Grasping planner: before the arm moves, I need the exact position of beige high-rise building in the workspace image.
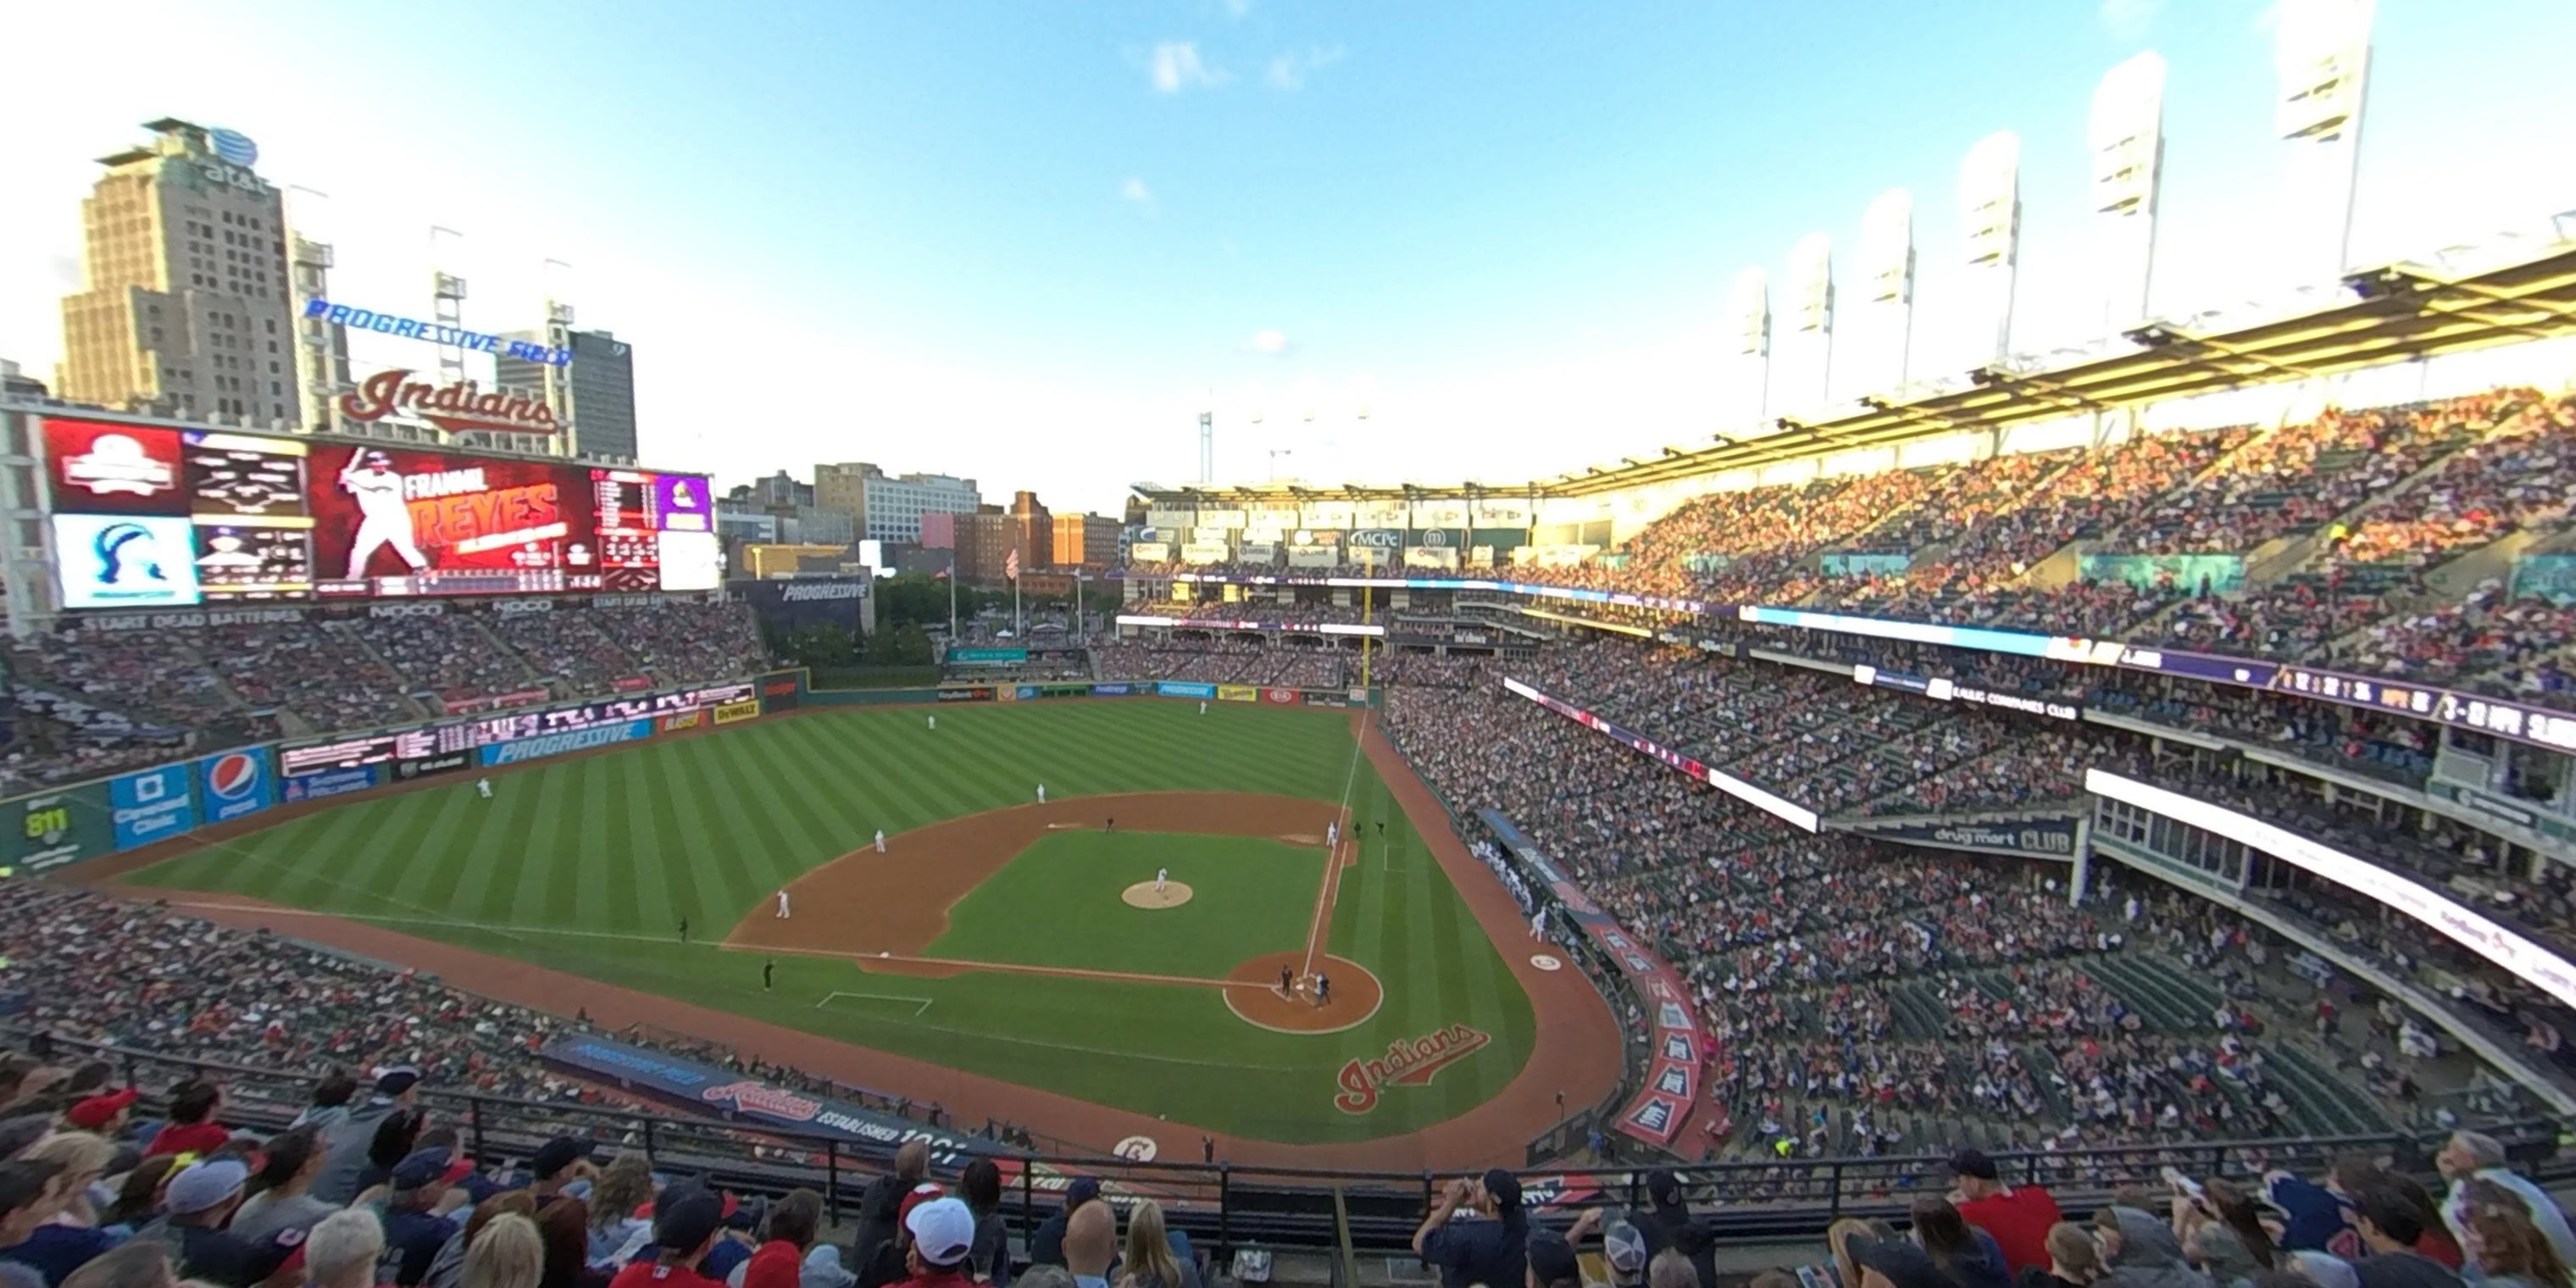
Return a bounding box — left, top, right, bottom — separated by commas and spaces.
55, 119, 301, 427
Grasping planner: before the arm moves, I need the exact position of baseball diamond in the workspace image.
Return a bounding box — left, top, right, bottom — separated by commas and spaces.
94, 697, 1622, 1163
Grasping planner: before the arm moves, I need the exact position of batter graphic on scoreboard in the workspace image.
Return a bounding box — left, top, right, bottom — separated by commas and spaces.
339, 451, 430, 580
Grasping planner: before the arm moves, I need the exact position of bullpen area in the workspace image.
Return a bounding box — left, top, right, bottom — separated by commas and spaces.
101, 697, 1621, 1164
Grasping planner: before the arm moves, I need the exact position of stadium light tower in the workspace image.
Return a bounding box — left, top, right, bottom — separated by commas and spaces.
1857, 189, 1917, 393
1786, 233, 1835, 413
2089, 52, 2168, 344
429, 225, 469, 397
1957, 130, 2024, 368
1725, 268, 1770, 432
2275, 0, 2373, 289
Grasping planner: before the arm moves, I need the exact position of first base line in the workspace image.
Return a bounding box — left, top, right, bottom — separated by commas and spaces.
816, 990, 933, 1016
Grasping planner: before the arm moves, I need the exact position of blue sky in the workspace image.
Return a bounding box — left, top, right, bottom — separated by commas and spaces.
3, 0, 2570, 514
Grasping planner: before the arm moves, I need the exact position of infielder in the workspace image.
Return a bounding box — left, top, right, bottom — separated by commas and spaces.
1326, 820, 1340, 848
475, 778, 492, 800
1155, 867, 1169, 894
338, 450, 430, 580
775, 889, 791, 919
1035, 783, 1046, 804
874, 829, 886, 853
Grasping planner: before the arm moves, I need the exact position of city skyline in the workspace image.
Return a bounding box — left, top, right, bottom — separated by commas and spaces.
3, 0, 2573, 517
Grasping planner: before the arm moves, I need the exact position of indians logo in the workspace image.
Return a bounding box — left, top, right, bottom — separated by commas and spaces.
702, 1080, 822, 1123
1333, 1024, 1491, 1114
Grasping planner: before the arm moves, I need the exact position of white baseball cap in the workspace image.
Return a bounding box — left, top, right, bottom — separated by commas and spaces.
905, 1196, 975, 1267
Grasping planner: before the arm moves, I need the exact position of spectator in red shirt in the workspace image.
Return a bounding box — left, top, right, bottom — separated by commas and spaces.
142, 1080, 230, 1160
609, 1191, 727, 1288
889, 1198, 975, 1288
1947, 1150, 2061, 1275
738, 1191, 826, 1288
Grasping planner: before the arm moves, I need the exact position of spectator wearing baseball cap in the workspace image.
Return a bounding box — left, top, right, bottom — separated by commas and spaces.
1411, 1169, 1527, 1288
701, 1194, 760, 1285
608, 1189, 726, 1288
1623, 1171, 1713, 1288
380, 1148, 471, 1287
891, 1197, 974, 1288
1525, 1230, 1581, 1288
1, 1158, 122, 1287
136, 1158, 303, 1288
1947, 1151, 2061, 1277
1026, 1180, 1098, 1272
138, 1081, 226, 1162
314, 1067, 424, 1206
1563, 1208, 1650, 1288
525, 1139, 595, 1207
64, 1093, 138, 1139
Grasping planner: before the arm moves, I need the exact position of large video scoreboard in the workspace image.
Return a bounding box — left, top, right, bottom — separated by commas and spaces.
42, 417, 717, 609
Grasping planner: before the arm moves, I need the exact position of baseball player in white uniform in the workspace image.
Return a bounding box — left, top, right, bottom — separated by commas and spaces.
927, 714, 936, 730
775, 889, 791, 919
1198, 701, 1207, 715
1327, 820, 1339, 848
476, 778, 492, 800
1036, 783, 1046, 804
1156, 868, 1169, 894
1530, 908, 1547, 939
874, 829, 886, 853
339, 450, 429, 580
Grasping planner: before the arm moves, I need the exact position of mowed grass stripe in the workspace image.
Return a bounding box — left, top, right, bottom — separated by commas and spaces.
835, 721, 1007, 825
647, 739, 734, 935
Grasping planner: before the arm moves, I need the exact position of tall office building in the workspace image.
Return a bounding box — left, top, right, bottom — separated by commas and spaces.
812, 462, 981, 544
56, 119, 300, 426
494, 314, 639, 460
1050, 514, 1121, 568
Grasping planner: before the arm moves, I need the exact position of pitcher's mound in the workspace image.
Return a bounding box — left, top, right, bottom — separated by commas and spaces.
1123, 881, 1193, 909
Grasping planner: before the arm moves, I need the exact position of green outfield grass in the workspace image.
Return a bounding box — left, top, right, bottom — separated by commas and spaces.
930, 831, 1323, 976
124, 701, 1541, 1144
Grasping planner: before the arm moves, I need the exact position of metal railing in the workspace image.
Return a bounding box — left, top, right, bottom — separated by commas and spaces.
19, 1027, 2567, 1259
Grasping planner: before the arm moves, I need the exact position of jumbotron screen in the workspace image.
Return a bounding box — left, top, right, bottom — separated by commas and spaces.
40, 416, 716, 607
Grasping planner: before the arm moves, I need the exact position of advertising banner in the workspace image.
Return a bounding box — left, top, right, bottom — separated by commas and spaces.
1040, 685, 1091, 699
1263, 687, 1297, 704
1411, 501, 1469, 529
197, 748, 275, 824
760, 671, 804, 713
1404, 547, 1462, 569
109, 764, 196, 851
1287, 546, 1340, 569
936, 686, 994, 702
1347, 528, 1404, 552
1092, 682, 1133, 696
1235, 541, 1279, 564
1302, 500, 1356, 528
737, 577, 869, 636
392, 750, 475, 782
1301, 691, 1348, 708
1157, 681, 1216, 700
479, 719, 653, 767
1867, 818, 2082, 859
1352, 502, 1407, 529
1471, 498, 1531, 528
1130, 541, 1170, 564
1475, 809, 1702, 1149
713, 699, 762, 725
949, 648, 1029, 664
2078, 552, 2242, 595
1818, 552, 1913, 577
1217, 685, 1259, 703
536, 1035, 997, 1166
1179, 541, 1230, 565
659, 711, 707, 733
8, 783, 113, 873
1145, 507, 1194, 530
2512, 553, 2576, 607
1196, 508, 1247, 530
1407, 528, 1466, 550
995, 685, 1019, 703
283, 764, 380, 802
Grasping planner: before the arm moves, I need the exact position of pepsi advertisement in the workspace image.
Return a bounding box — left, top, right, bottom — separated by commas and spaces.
197, 749, 275, 824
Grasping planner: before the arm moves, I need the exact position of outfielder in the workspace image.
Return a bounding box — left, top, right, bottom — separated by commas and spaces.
338, 450, 430, 580
1155, 868, 1169, 894
874, 829, 886, 853
775, 889, 791, 919
927, 715, 936, 730
475, 778, 492, 800
1198, 701, 1207, 715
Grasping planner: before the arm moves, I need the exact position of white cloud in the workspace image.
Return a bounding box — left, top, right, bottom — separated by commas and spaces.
1265, 44, 1346, 91
1148, 42, 1225, 93
2099, 0, 2165, 41
1243, 329, 1291, 356
1119, 176, 1157, 214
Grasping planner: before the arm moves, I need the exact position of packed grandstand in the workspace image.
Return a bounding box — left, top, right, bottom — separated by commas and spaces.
1, 372, 2573, 1281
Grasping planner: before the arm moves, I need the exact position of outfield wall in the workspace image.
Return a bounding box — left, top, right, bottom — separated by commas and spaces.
4, 669, 1375, 876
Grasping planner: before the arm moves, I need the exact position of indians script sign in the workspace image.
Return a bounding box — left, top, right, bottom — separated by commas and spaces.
340, 369, 564, 436
1334, 1024, 1491, 1113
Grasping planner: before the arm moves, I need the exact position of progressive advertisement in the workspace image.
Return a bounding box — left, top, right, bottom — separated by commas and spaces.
479, 719, 654, 766
42, 418, 716, 606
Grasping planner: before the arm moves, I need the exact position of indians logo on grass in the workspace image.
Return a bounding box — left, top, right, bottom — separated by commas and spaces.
1333, 1023, 1491, 1114
702, 1080, 823, 1123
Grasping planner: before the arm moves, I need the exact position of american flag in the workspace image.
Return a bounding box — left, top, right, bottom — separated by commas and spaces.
1005, 549, 1020, 580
